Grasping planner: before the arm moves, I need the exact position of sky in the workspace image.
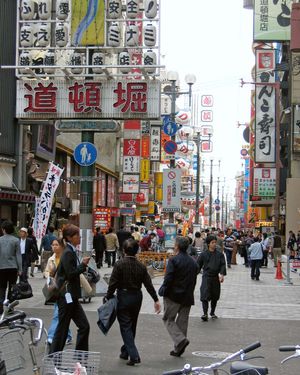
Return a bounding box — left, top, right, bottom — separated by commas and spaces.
160, 0, 255, 198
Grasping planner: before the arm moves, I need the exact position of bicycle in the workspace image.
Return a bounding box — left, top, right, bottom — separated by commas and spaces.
0, 299, 46, 374
163, 341, 269, 374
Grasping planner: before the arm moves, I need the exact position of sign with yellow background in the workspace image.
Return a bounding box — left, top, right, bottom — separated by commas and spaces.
140, 159, 150, 181
71, 0, 105, 46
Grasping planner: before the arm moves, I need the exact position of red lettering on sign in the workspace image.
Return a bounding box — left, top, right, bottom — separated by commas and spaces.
68, 82, 101, 113
113, 82, 147, 113
24, 82, 57, 113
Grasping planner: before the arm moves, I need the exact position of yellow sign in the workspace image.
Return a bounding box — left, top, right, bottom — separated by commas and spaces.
148, 201, 155, 214
140, 159, 150, 181
155, 172, 163, 185
155, 187, 163, 202
71, 0, 105, 46
255, 221, 274, 227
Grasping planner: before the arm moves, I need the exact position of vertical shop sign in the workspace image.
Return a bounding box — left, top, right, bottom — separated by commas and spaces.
254, 0, 292, 41
253, 168, 276, 198
255, 49, 276, 163
93, 207, 111, 232
150, 125, 161, 161
162, 168, 182, 212
140, 159, 150, 181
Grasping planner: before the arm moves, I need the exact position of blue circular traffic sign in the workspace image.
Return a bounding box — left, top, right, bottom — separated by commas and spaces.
214, 198, 220, 205
163, 121, 177, 136
164, 140, 178, 154
74, 142, 97, 166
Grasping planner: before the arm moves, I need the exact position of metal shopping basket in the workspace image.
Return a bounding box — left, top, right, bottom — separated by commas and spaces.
42, 350, 100, 375
0, 328, 25, 373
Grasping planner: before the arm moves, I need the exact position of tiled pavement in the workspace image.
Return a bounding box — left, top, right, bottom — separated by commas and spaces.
21, 254, 300, 321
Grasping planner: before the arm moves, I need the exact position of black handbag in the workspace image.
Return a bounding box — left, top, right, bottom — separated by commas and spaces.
0, 359, 6, 375
10, 281, 33, 301
86, 267, 100, 284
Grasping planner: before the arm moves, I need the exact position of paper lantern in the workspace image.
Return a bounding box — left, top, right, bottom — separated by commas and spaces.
37, 0, 52, 20
126, 23, 139, 47
56, 0, 70, 20
20, 0, 35, 20
119, 51, 130, 74
44, 50, 55, 74
19, 50, 31, 74
55, 22, 68, 47
107, 0, 122, 19
92, 51, 105, 74
144, 49, 156, 74
144, 0, 157, 19
144, 23, 156, 47
108, 22, 120, 47
126, 0, 139, 18
70, 52, 83, 74
20, 23, 33, 47
175, 110, 191, 125
35, 22, 51, 47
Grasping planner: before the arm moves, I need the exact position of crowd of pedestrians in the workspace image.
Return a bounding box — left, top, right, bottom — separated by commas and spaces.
0, 219, 298, 367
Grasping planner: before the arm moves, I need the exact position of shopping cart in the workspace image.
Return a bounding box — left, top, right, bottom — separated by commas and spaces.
42, 350, 101, 375
0, 328, 25, 372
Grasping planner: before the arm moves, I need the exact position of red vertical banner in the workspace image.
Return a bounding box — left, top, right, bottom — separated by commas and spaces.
141, 135, 150, 158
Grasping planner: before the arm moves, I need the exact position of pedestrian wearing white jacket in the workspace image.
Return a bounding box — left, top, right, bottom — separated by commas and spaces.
248, 237, 263, 281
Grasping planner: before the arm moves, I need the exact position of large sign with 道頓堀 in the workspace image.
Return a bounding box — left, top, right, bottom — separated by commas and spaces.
16, 80, 161, 119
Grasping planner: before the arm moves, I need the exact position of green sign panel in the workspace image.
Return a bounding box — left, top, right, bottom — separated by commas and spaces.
55, 120, 119, 132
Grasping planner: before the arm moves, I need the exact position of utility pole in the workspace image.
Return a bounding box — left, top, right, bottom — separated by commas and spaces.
195, 131, 201, 224
221, 181, 225, 230
209, 159, 213, 227
216, 176, 220, 229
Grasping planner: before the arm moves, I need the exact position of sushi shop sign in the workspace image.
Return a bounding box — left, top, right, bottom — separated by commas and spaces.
16, 80, 161, 119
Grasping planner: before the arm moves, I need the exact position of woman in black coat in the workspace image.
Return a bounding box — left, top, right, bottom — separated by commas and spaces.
197, 235, 226, 321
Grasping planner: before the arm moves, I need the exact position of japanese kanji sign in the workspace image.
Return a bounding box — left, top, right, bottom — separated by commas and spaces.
253, 168, 276, 198
254, 0, 292, 41
122, 174, 139, 193
162, 169, 182, 212
123, 156, 140, 173
255, 49, 276, 163
291, 52, 300, 104
150, 125, 161, 161
16, 80, 161, 119
123, 139, 140, 156
34, 162, 64, 239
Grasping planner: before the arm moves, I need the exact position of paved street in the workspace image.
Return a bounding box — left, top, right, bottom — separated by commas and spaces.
7, 256, 300, 374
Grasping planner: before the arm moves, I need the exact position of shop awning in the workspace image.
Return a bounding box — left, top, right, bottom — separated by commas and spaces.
0, 191, 35, 203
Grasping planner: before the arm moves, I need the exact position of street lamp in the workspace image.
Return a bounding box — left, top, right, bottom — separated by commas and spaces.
166, 71, 196, 223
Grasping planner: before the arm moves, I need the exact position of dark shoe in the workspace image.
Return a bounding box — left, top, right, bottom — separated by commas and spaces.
255, 278, 259, 281
210, 314, 218, 319
126, 358, 141, 366
30, 272, 34, 277
170, 350, 179, 357
251, 277, 255, 280
227, 264, 231, 268
201, 314, 208, 321
175, 339, 190, 356
119, 353, 128, 360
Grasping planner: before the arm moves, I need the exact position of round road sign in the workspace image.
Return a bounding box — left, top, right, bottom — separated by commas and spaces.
215, 205, 221, 211
164, 140, 178, 154
74, 142, 97, 166
163, 121, 177, 136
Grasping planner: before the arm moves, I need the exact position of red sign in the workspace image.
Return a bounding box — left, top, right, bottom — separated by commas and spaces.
119, 193, 133, 202
123, 139, 141, 156
110, 207, 120, 217
93, 208, 111, 232
164, 140, 177, 154
136, 193, 145, 203
141, 135, 150, 158
124, 120, 141, 130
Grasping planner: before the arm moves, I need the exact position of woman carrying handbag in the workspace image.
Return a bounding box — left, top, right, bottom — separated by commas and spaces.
44, 238, 73, 346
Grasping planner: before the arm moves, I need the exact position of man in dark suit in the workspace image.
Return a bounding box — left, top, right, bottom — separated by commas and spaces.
19, 227, 36, 281
116, 226, 132, 259
93, 227, 107, 268
159, 236, 198, 357
49, 224, 90, 354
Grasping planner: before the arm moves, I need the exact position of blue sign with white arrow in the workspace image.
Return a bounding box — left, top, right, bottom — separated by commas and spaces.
74, 142, 97, 167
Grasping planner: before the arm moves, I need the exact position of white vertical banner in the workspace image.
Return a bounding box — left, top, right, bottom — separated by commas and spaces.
33, 197, 40, 236
255, 49, 276, 163
35, 162, 64, 239
150, 125, 161, 161
162, 168, 182, 212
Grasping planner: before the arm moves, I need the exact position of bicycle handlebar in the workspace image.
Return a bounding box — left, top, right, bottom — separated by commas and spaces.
163, 342, 262, 375
243, 341, 261, 354
279, 345, 300, 352
0, 311, 26, 327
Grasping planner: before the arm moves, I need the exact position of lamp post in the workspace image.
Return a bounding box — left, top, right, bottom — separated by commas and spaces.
194, 132, 212, 224
166, 71, 196, 223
